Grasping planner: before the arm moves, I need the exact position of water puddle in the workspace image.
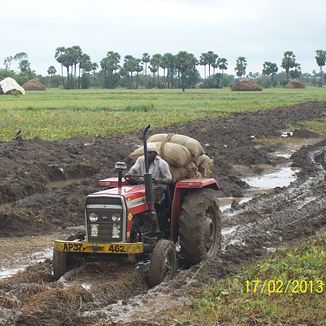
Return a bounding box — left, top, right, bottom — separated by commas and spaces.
219, 197, 251, 212
219, 164, 299, 212
0, 247, 52, 279
274, 152, 293, 159
221, 226, 237, 236
297, 196, 317, 210
244, 165, 299, 189
0, 267, 26, 279
81, 282, 92, 290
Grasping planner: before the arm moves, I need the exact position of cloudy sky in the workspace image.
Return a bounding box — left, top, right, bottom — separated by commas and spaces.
1, 0, 325, 76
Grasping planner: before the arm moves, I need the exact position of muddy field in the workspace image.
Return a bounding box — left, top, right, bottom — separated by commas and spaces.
0, 101, 326, 325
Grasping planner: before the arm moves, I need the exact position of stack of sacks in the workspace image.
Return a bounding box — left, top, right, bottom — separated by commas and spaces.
130, 133, 214, 182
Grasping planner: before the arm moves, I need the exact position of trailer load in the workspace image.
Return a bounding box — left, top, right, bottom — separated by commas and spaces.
130, 133, 214, 182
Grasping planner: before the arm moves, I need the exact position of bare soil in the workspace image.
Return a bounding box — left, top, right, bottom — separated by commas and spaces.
0, 101, 326, 325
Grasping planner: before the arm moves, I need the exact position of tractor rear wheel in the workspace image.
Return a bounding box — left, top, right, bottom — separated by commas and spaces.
53, 250, 72, 280
148, 240, 177, 287
179, 188, 221, 265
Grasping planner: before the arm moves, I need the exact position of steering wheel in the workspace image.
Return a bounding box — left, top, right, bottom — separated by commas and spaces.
124, 174, 144, 184
124, 174, 143, 180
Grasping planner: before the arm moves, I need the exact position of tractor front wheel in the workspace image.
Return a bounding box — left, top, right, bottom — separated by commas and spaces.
148, 240, 177, 287
53, 250, 72, 280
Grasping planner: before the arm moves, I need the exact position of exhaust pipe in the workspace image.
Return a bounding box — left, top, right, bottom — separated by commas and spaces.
143, 125, 160, 233
143, 124, 154, 206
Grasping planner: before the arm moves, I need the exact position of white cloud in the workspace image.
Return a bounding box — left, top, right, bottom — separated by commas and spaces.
1, 0, 325, 74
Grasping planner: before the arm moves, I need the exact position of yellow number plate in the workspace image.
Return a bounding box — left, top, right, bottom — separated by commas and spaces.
54, 240, 143, 254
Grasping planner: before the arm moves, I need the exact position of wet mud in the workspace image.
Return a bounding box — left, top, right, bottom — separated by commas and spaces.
1, 101, 326, 236
0, 102, 326, 325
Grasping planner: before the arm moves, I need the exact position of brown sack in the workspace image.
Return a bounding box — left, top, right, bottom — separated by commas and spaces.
130, 142, 192, 167
148, 133, 204, 158
170, 166, 189, 182
196, 154, 214, 177
158, 141, 193, 167
170, 162, 201, 182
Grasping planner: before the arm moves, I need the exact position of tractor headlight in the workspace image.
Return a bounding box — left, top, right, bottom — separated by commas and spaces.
89, 213, 98, 222
111, 213, 121, 222
90, 224, 99, 237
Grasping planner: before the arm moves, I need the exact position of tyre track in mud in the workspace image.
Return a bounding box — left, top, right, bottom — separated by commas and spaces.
0, 103, 326, 325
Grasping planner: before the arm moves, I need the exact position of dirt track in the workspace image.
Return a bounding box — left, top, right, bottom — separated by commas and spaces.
0, 102, 326, 325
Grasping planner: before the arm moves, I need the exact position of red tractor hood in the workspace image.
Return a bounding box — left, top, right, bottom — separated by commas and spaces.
92, 183, 148, 215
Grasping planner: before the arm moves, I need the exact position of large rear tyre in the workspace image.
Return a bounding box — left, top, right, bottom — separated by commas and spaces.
148, 240, 177, 287
53, 250, 70, 280
179, 188, 221, 265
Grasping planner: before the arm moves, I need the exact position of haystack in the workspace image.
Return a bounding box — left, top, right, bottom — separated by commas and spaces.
22, 79, 46, 91
231, 78, 262, 91
286, 79, 305, 89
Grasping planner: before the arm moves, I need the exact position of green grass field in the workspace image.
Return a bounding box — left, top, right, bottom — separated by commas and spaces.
0, 88, 326, 141
165, 237, 326, 325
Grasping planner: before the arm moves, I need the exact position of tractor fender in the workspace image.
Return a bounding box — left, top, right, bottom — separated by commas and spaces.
170, 178, 218, 242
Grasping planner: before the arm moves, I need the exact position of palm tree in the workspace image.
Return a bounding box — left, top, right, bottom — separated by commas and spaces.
134, 59, 143, 88
79, 53, 91, 88
3, 56, 13, 70
124, 55, 137, 88
199, 53, 209, 80
211, 55, 220, 76
281, 51, 296, 83
162, 53, 175, 88
63, 47, 75, 89
168, 54, 177, 88
235, 57, 247, 79
217, 58, 228, 87
149, 65, 158, 87
207, 51, 218, 78
91, 62, 98, 79
55, 47, 66, 88
70, 45, 83, 88
47, 66, 57, 87
150, 54, 162, 87
142, 53, 150, 76
13, 52, 28, 65
315, 50, 326, 87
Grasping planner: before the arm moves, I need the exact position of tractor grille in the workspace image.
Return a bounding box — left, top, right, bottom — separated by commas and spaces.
85, 195, 126, 242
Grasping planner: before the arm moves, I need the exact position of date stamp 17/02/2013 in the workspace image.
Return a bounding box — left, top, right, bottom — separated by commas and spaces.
244, 279, 324, 294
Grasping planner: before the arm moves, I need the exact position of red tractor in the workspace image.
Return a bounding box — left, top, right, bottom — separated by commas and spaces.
53, 125, 221, 286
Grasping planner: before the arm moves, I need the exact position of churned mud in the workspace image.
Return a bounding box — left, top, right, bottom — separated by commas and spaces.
0, 101, 326, 325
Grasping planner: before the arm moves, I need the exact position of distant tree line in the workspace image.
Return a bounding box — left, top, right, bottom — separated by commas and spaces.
1, 48, 326, 89
2, 52, 36, 85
